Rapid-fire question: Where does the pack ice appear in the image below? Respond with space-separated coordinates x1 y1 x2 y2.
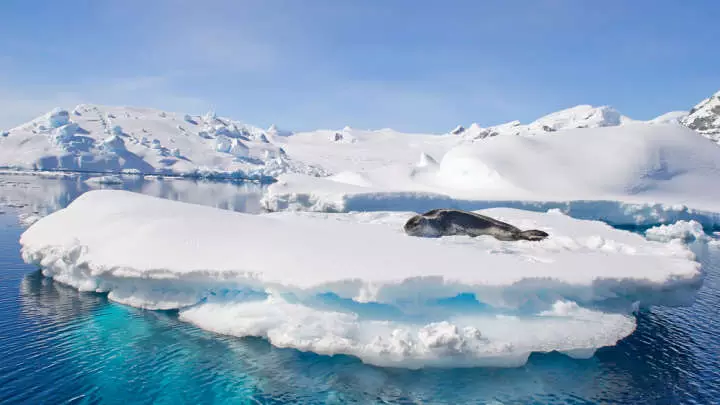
20 190 702 368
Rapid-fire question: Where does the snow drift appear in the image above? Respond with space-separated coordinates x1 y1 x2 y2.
20 190 703 368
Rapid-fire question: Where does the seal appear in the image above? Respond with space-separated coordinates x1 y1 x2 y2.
403 209 549 241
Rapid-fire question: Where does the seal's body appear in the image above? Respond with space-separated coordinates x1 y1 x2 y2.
403 209 548 241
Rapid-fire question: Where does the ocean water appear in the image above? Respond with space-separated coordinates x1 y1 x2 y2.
0 175 719 404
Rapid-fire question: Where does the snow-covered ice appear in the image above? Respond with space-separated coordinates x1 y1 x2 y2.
645 220 709 243
84 174 124 186
266 124 720 223
20 190 703 368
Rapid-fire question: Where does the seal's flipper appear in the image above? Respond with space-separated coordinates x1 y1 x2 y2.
517 229 549 241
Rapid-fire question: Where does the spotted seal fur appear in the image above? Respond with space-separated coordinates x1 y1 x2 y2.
403 209 548 241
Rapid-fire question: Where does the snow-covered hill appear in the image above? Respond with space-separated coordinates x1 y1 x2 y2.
265 123 720 216
681 90 720 141
0 104 325 181
650 110 688 125
1 92 719 182
454 105 632 139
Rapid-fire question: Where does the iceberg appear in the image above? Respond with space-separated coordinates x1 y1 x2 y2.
20 190 703 368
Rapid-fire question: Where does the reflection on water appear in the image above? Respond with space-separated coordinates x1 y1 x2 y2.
0 175 719 404
0 173 266 220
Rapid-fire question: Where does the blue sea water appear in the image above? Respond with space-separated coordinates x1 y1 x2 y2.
0 174 718 404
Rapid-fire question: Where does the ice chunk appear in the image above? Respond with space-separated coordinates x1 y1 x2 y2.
47 108 70 128
215 136 248 157
645 220 708 243
100 134 126 153
51 123 78 145
18 213 43 227
84 175 124 186
203 110 217 123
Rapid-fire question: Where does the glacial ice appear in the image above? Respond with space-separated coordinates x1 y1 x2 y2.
20 190 704 368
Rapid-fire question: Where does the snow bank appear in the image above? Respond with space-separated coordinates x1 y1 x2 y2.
20 190 702 368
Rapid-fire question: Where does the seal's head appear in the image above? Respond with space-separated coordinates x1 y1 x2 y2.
404 214 441 237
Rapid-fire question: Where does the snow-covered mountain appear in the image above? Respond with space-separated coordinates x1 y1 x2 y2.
2 92 720 181
453 105 632 139
649 110 688 125
681 90 720 141
0 104 325 180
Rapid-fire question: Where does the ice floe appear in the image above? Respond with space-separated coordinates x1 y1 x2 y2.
20 190 704 368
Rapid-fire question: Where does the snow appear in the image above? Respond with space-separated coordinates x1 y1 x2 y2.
20 190 702 368
455 105 631 140
645 220 709 243
650 111 688 125
266 124 720 221
0 104 325 181
529 105 627 131
84 174 124 186
18 213 42 227
47 108 70 128
682 89 720 142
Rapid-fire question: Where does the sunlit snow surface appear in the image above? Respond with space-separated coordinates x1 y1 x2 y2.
266 124 720 218
20 190 703 368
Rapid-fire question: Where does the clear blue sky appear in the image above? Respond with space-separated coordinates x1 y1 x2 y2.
1 0 718 132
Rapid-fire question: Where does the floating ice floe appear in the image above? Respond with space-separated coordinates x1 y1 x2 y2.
84 175 125 186
20 190 703 368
